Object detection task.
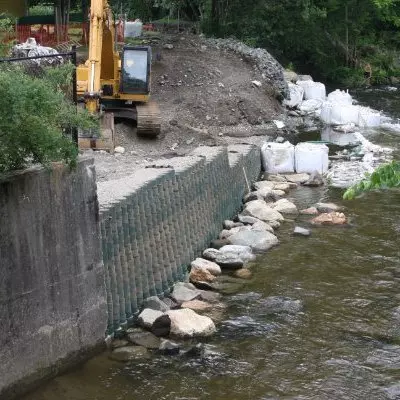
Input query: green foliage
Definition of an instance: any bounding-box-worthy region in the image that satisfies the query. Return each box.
[0,64,97,173]
[343,161,400,200]
[28,5,54,15]
[0,14,16,57]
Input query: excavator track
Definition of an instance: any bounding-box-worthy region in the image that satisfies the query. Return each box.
[136,101,161,137]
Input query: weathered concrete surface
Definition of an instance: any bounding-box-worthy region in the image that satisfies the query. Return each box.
[0,158,107,399]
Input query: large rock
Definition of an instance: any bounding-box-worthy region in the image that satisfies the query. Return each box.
[191,257,221,276]
[311,212,347,225]
[166,309,216,338]
[170,282,201,303]
[243,191,264,203]
[210,238,230,249]
[300,207,319,215]
[242,200,284,224]
[223,220,243,229]
[127,331,161,349]
[284,70,298,82]
[138,309,164,329]
[233,268,253,279]
[253,181,275,191]
[265,174,287,182]
[189,268,216,285]
[316,202,342,213]
[272,189,286,198]
[273,183,291,193]
[237,214,262,225]
[181,299,214,312]
[251,220,274,233]
[203,248,244,269]
[219,225,251,239]
[141,296,170,312]
[219,245,255,263]
[227,230,279,253]
[293,226,311,236]
[272,199,298,215]
[198,289,222,303]
[284,173,310,184]
[303,171,324,186]
[256,187,278,202]
[162,297,179,309]
[151,314,171,337]
[109,346,149,361]
[111,339,129,349]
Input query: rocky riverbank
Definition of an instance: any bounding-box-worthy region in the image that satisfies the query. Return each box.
[107,170,347,361]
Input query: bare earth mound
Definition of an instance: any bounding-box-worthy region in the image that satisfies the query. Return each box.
[90,33,284,182]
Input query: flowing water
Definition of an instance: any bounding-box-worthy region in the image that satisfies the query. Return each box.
[22,88,400,400]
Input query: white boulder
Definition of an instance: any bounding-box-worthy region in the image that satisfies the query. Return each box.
[166,309,216,338]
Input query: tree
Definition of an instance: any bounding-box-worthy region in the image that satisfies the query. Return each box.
[0,64,96,173]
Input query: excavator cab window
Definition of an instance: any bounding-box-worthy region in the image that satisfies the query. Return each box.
[120,46,151,94]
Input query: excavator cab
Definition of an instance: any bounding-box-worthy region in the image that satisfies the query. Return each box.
[120,46,151,94]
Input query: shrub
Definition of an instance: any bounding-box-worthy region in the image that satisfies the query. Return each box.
[343,161,400,200]
[0,64,97,173]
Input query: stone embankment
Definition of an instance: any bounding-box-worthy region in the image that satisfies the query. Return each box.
[107,169,347,361]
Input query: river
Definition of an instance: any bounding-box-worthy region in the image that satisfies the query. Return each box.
[22,87,400,400]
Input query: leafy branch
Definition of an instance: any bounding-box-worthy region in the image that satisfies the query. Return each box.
[343,161,400,200]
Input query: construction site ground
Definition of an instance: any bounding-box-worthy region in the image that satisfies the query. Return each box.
[88,32,285,182]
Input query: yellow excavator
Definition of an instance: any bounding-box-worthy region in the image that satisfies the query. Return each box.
[76,0,161,151]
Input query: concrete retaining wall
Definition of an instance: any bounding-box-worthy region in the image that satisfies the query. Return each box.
[0,159,107,399]
[97,145,261,334]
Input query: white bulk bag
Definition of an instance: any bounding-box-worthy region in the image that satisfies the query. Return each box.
[125,20,143,38]
[283,83,304,108]
[320,101,333,124]
[329,104,360,125]
[358,107,381,128]
[261,141,295,173]
[296,81,326,100]
[327,89,352,105]
[295,142,329,174]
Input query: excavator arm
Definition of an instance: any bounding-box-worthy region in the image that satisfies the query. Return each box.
[84,0,115,112]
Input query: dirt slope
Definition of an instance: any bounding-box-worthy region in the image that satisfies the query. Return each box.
[91,33,284,182]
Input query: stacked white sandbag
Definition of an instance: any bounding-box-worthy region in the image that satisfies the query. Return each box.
[327,89,353,105]
[296,80,326,100]
[329,104,360,125]
[294,143,329,174]
[283,83,304,108]
[261,142,295,173]
[320,101,333,124]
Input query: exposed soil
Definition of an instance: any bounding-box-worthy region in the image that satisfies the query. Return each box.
[89,33,287,182]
